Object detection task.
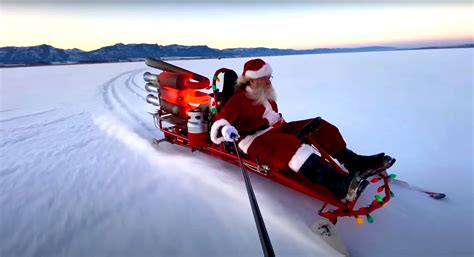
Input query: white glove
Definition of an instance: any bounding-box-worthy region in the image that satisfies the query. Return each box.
[266,111,283,126]
[222,125,240,142]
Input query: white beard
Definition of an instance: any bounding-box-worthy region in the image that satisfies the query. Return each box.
[246,84,277,105]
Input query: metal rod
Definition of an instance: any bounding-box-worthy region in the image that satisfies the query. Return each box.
[232,138,275,257]
[145,57,209,83]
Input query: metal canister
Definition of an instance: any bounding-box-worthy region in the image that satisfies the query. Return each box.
[146,94,160,106]
[143,72,159,84]
[187,109,209,147]
[145,82,159,93]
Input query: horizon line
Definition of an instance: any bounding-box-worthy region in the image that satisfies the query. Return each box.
[2,40,473,52]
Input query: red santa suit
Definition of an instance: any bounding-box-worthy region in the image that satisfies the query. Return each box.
[210,86,347,172]
[209,58,394,202]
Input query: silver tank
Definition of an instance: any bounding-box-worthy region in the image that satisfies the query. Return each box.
[146,94,160,106]
[143,72,159,84]
[145,82,159,93]
[187,110,208,134]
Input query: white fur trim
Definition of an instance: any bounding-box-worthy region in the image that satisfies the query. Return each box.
[245,63,272,79]
[288,144,320,172]
[210,119,231,144]
[237,127,273,154]
[262,100,281,126]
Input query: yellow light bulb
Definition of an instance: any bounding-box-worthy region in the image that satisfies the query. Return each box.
[355,216,364,225]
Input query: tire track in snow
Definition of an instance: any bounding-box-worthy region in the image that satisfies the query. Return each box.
[101,70,134,113]
[110,75,151,130]
[0,108,20,113]
[101,69,156,136]
[124,69,146,101]
[0,112,85,133]
[131,70,147,93]
[0,112,86,148]
[0,108,57,123]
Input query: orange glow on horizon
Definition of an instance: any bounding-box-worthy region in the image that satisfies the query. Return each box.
[1,4,472,51]
[294,36,473,50]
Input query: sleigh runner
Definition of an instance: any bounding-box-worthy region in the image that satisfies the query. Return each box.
[143,58,394,225]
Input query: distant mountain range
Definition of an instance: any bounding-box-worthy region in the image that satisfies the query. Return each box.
[0,43,472,66]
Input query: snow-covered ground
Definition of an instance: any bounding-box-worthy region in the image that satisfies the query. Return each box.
[0,48,472,257]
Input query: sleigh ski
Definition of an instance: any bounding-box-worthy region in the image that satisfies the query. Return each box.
[143,57,396,226]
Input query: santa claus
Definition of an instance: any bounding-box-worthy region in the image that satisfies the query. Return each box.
[210,58,395,201]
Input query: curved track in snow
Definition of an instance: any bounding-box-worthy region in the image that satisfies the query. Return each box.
[0,109,58,123]
[0,112,87,148]
[100,68,157,138]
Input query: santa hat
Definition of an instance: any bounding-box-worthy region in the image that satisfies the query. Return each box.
[242,58,272,79]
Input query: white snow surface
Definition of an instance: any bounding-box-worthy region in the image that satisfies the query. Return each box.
[1,49,473,257]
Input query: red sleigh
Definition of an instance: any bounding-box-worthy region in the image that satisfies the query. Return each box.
[143,58,393,225]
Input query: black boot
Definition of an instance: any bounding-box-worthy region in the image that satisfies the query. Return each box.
[336,148,386,174]
[299,154,368,201]
[356,155,396,180]
[336,148,396,179]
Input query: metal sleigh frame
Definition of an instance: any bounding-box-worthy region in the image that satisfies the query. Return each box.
[152,112,392,225]
[145,58,392,225]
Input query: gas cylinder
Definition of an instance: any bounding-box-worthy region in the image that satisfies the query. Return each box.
[187,109,209,147]
[143,72,159,84]
[159,86,210,119]
[145,82,159,93]
[146,94,160,106]
[158,71,209,90]
[160,99,181,116]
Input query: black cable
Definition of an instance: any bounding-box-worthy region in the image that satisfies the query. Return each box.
[232,137,275,257]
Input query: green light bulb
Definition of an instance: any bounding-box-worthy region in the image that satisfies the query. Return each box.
[388,174,397,180]
[366,215,374,223]
[390,191,395,198]
[375,195,383,202]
